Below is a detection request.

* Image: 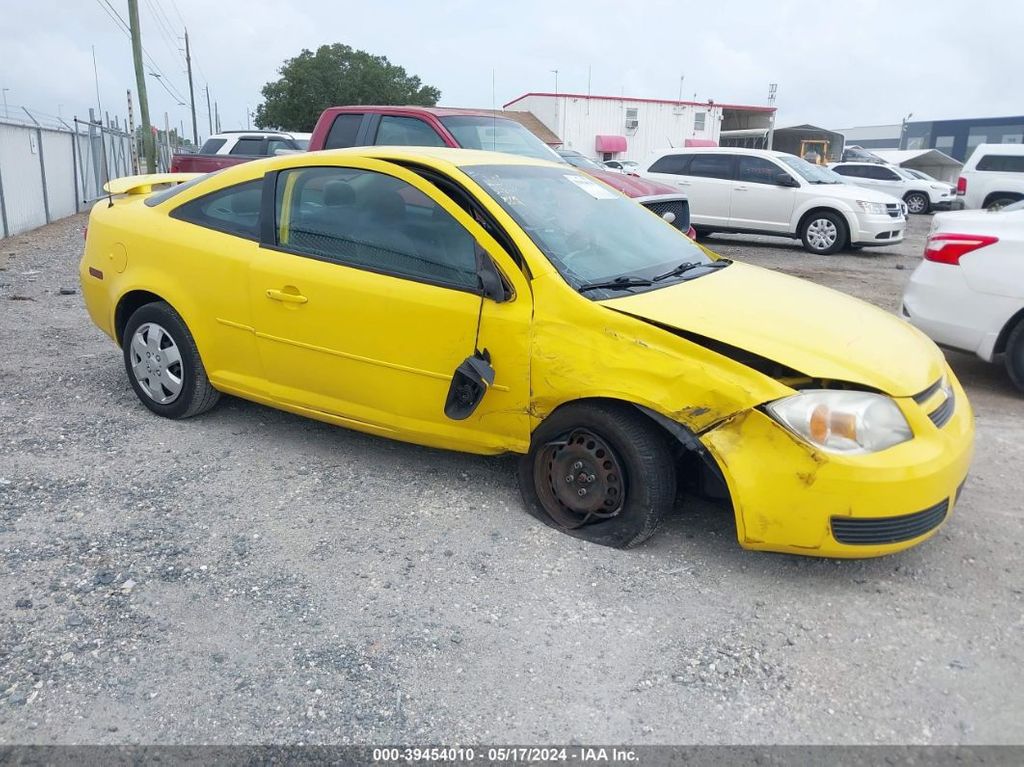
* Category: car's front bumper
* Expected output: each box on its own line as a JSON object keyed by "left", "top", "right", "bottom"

{"left": 850, "top": 213, "right": 905, "bottom": 247}
{"left": 700, "top": 368, "right": 974, "bottom": 558}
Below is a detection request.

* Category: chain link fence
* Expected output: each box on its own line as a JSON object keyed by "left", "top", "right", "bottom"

{"left": 0, "top": 106, "right": 181, "bottom": 239}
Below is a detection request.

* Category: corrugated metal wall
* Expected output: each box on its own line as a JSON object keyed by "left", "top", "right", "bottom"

{"left": 0, "top": 118, "right": 135, "bottom": 239}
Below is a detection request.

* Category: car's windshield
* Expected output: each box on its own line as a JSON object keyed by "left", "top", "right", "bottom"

{"left": 778, "top": 154, "right": 842, "bottom": 184}
{"left": 440, "top": 116, "right": 563, "bottom": 162}
{"left": 462, "top": 164, "right": 717, "bottom": 296}
{"left": 893, "top": 166, "right": 918, "bottom": 180}
{"left": 293, "top": 138, "right": 310, "bottom": 150}
{"left": 560, "top": 152, "right": 606, "bottom": 171}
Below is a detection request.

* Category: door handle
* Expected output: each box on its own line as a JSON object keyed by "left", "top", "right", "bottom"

{"left": 675, "top": 179, "right": 690, "bottom": 186}
{"left": 734, "top": 186, "right": 749, "bottom": 191}
{"left": 266, "top": 288, "right": 308, "bottom": 304}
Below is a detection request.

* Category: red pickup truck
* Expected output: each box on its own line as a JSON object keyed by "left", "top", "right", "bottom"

{"left": 169, "top": 131, "right": 309, "bottom": 173}
{"left": 307, "top": 106, "right": 692, "bottom": 235}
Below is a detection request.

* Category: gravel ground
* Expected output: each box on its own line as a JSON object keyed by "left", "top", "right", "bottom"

{"left": 0, "top": 212, "right": 1021, "bottom": 745}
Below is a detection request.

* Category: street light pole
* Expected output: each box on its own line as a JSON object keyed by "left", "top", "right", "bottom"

{"left": 1, "top": 88, "right": 8, "bottom": 120}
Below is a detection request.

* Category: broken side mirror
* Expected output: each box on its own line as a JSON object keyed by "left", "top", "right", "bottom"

{"left": 475, "top": 242, "right": 507, "bottom": 302}
{"left": 444, "top": 349, "right": 495, "bottom": 420}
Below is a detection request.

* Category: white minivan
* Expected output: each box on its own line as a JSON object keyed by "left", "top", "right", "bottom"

{"left": 642, "top": 148, "right": 907, "bottom": 254}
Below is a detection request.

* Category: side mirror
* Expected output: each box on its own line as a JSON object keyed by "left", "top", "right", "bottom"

{"left": 444, "top": 349, "right": 495, "bottom": 420}
{"left": 775, "top": 172, "right": 799, "bottom": 187}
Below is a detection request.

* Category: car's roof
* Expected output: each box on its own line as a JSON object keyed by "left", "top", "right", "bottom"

{"left": 321, "top": 145, "right": 560, "bottom": 168}
{"left": 654, "top": 146, "right": 793, "bottom": 159}
{"left": 972, "top": 143, "right": 1024, "bottom": 155}
{"left": 328, "top": 105, "right": 512, "bottom": 119}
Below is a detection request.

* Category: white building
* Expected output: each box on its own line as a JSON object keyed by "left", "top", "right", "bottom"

{"left": 503, "top": 92, "right": 775, "bottom": 163}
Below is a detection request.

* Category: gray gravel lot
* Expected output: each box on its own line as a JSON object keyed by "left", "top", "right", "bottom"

{"left": 0, "top": 212, "right": 1021, "bottom": 745}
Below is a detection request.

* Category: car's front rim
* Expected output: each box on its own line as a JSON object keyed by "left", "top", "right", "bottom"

{"left": 129, "top": 322, "right": 184, "bottom": 405}
{"left": 907, "top": 194, "right": 927, "bottom": 213}
{"left": 535, "top": 429, "right": 627, "bottom": 529}
{"left": 807, "top": 218, "right": 838, "bottom": 251}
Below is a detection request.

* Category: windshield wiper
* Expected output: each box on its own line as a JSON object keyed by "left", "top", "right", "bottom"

{"left": 579, "top": 276, "right": 654, "bottom": 293}
{"left": 652, "top": 259, "right": 731, "bottom": 282}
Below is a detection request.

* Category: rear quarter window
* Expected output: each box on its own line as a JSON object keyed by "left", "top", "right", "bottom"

{"left": 199, "top": 138, "right": 226, "bottom": 154}
{"left": 169, "top": 179, "right": 263, "bottom": 240}
{"left": 976, "top": 155, "right": 1024, "bottom": 173}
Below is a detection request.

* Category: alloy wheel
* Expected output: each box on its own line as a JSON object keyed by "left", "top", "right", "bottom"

{"left": 129, "top": 322, "right": 184, "bottom": 405}
{"left": 806, "top": 218, "right": 838, "bottom": 251}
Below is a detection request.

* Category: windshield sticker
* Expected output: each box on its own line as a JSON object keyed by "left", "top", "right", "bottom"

{"left": 563, "top": 174, "right": 618, "bottom": 199}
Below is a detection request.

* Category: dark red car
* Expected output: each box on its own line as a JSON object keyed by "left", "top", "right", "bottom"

{"left": 308, "top": 106, "right": 693, "bottom": 235}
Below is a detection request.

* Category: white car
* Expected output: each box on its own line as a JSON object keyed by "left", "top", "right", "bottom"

{"left": 957, "top": 143, "right": 1024, "bottom": 210}
{"left": 604, "top": 159, "right": 641, "bottom": 174}
{"left": 830, "top": 162, "right": 957, "bottom": 215}
{"left": 902, "top": 202, "right": 1024, "bottom": 392}
{"left": 642, "top": 148, "right": 906, "bottom": 254}
{"left": 196, "top": 131, "right": 307, "bottom": 157}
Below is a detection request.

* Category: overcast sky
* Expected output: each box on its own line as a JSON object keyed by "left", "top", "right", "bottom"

{"left": 1, "top": 0, "right": 1020, "bottom": 139}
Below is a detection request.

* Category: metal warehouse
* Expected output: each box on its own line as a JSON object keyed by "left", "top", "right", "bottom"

{"left": 504, "top": 92, "right": 775, "bottom": 163}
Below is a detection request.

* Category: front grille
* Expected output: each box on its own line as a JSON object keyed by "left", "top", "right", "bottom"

{"left": 831, "top": 499, "right": 949, "bottom": 545}
{"left": 885, "top": 203, "right": 903, "bottom": 218}
{"left": 928, "top": 390, "right": 956, "bottom": 428}
{"left": 641, "top": 199, "right": 691, "bottom": 232}
{"left": 913, "top": 378, "right": 943, "bottom": 404}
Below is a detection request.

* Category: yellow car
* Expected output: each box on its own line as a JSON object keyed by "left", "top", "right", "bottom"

{"left": 80, "top": 147, "right": 974, "bottom": 557}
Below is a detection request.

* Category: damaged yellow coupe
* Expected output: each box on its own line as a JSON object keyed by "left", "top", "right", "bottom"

{"left": 80, "top": 147, "right": 974, "bottom": 557}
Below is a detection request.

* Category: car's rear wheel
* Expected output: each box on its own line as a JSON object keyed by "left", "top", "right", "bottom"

{"left": 1005, "top": 319, "right": 1024, "bottom": 393}
{"left": 800, "top": 211, "right": 847, "bottom": 254}
{"left": 905, "top": 192, "right": 930, "bottom": 215}
{"left": 517, "top": 402, "right": 676, "bottom": 548}
{"left": 986, "top": 196, "right": 1020, "bottom": 211}
{"left": 122, "top": 301, "right": 220, "bottom": 419}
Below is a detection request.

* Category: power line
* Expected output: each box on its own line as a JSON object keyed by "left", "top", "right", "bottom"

{"left": 92, "top": 0, "right": 189, "bottom": 104}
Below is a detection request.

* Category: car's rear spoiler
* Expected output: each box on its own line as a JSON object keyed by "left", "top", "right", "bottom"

{"left": 102, "top": 173, "right": 200, "bottom": 196}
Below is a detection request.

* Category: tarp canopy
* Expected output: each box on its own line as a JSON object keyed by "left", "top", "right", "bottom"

{"left": 595, "top": 134, "right": 627, "bottom": 153}
{"left": 871, "top": 149, "right": 963, "bottom": 183}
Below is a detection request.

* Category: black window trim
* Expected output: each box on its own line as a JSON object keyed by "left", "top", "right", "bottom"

{"left": 169, "top": 177, "right": 263, "bottom": 241}
{"left": 258, "top": 165, "right": 495, "bottom": 299}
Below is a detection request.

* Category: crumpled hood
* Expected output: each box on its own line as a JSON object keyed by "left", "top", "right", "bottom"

{"left": 582, "top": 168, "right": 679, "bottom": 197}
{"left": 603, "top": 262, "right": 944, "bottom": 397}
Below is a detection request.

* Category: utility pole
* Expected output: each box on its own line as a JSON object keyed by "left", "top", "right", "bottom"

{"left": 766, "top": 83, "right": 778, "bottom": 151}
{"left": 127, "top": 0, "right": 155, "bottom": 173}
{"left": 214, "top": 101, "right": 220, "bottom": 133}
{"left": 184, "top": 29, "right": 198, "bottom": 145}
{"left": 205, "top": 85, "right": 213, "bottom": 135}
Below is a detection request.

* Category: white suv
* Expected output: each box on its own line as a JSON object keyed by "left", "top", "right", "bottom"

{"left": 829, "top": 162, "right": 956, "bottom": 214}
{"left": 957, "top": 144, "right": 1024, "bottom": 210}
{"left": 642, "top": 148, "right": 906, "bottom": 254}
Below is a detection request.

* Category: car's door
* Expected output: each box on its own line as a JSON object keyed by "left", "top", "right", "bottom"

{"left": 727, "top": 156, "right": 796, "bottom": 233}
{"left": 247, "top": 158, "right": 533, "bottom": 454}
{"left": 645, "top": 153, "right": 734, "bottom": 227}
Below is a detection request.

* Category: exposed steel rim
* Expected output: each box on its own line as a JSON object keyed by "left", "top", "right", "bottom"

{"left": 534, "top": 429, "right": 627, "bottom": 529}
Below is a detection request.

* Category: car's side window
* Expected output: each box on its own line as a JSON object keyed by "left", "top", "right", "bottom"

{"left": 976, "top": 155, "right": 1024, "bottom": 173}
{"left": 324, "top": 113, "right": 363, "bottom": 149}
{"left": 228, "top": 137, "right": 265, "bottom": 156}
{"left": 199, "top": 137, "right": 226, "bottom": 154}
{"left": 738, "top": 157, "right": 782, "bottom": 184}
{"left": 688, "top": 154, "right": 735, "bottom": 180}
{"left": 647, "top": 154, "right": 691, "bottom": 175}
{"left": 832, "top": 165, "right": 860, "bottom": 177}
{"left": 266, "top": 139, "right": 294, "bottom": 156}
{"left": 170, "top": 179, "right": 263, "bottom": 240}
{"left": 274, "top": 166, "right": 479, "bottom": 291}
{"left": 863, "top": 166, "right": 898, "bottom": 181}
{"left": 374, "top": 116, "right": 447, "bottom": 147}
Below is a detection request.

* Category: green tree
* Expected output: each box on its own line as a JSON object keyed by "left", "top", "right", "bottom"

{"left": 255, "top": 44, "right": 441, "bottom": 131}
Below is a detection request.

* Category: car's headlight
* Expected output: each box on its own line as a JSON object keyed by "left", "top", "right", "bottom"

{"left": 766, "top": 390, "right": 913, "bottom": 454}
{"left": 856, "top": 200, "right": 887, "bottom": 215}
